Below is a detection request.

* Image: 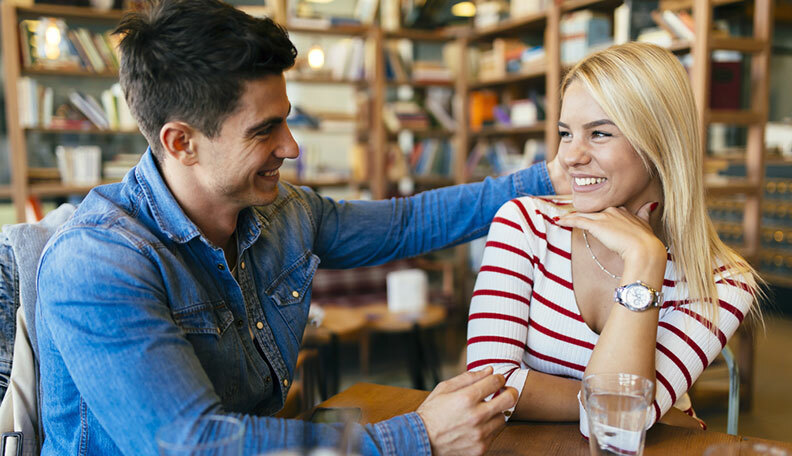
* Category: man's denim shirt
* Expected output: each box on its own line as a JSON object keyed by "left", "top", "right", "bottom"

{"left": 35, "top": 150, "right": 554, "bottom": 456}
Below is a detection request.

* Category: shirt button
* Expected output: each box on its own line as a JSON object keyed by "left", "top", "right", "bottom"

{"left": 266, "top": 377, "right": 271, "bottom": 383}
{"left": 283, "top": 379, "right": 289, "bottom": 387}
{"left": 503, "top": 410, "right": 512, "bottom": 418}
{"left": 236, "top": 320, "right": 243, "bottom": 328}
{"left": 217, "top": 264, "right": 225, "bottom": 271}
{"left": 256, "top": 321, "right": 264, "bottom": 330}
{"left": 240, "top": 261, "right": 246, "bottom": 270}
{"left": 291, "top": 291, "right": 299, "bottom": 298}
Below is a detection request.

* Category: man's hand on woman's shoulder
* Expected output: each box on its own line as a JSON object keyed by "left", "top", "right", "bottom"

{"left": 416, "top": 366, "right": 518, "bottom": 456}
{"left": 546, "top": 156, "right": 571, "bottom": 195}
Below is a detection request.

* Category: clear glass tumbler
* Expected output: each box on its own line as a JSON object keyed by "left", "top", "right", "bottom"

{"left": 582, "top": 373, "right": 654, "bottom": 456}
{"left": 156, "top": 414, "right": 244, "bottom": 456}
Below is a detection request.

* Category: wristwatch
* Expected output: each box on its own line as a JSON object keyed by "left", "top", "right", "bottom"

{"left": 614, "top": 281, "right": 663, "bottom": 312}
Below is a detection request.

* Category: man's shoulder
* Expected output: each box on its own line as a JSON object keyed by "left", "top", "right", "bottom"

{"left": 50, "top": 181, "right": 159, "bottom": 253}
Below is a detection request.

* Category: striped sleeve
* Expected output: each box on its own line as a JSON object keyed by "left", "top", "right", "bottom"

{"left": 649, "top": 271, "right": 753, "bottom": 425}
{"left": 467, "top": 199, "right": 536, "bottom": 417}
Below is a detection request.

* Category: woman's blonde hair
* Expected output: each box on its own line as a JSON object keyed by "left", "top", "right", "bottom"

{"left": 561, "top": 42, "right": 762, "bottom": 325}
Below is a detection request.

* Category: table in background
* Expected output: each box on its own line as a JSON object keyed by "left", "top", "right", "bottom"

{"left": 308, "top": 383, "right": 792, "bottom": 455}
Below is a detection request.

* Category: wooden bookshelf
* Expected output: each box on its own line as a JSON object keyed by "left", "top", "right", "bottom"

{"left": 16, "top": 4, "right": 125, "bottom": 20}
{"left": 0, "top": 186, "right": 11, "bottom": 199}
{"left": 25, "top": 127, "right": 140, "bottom": 135}
{"left": 388, "top": 128, "right": 454, "bottom": 138}
{"left": 285, "top": 75, "right": 366, "bottom": 85}
{"left": 1, "top": 2, "right": 143, "bottom": 222}
{"left": 384, "top": 29, "right": 455, "bottom": 41}
{"left": 470, "top": 124, "right": 546, "bottom": 138}
{"left": 21, "top": 67, "right": 119, "bottom": 78}
{"left": 286, "top": 25, "right": 370, "bottom": 37}
{"left": 470, "top": 12, "right": 547, "bottom": 42}
{"left": 468, "top": 66, "right": 547, "bottom": 89}
{"left": 386, "top": 79, "right": 455, "bottom": 87}
{"left": 29, "top": 181, "right": 120, "bottom": 197}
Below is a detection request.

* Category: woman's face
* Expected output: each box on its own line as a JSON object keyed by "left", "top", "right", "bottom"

{"left": 557, "top": 80, "right": 662, "bottom": 214}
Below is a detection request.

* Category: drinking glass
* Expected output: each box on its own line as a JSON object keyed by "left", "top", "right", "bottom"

{"left": 582, "top": 373, "right": 654, "bottom": 456}
{"left": 703, "top": 441, "right": 790, "bottom": 456}
{"left": 157, "top": 414, "right": 244, "bottom": 456}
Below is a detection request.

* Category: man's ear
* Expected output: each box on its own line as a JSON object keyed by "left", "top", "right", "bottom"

{"left": 160, "top": 121, "right": 200, "bottom": 166}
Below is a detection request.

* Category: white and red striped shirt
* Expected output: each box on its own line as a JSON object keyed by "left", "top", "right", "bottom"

{"left": 466, "top": 196, "right": 753, "bottom": 424}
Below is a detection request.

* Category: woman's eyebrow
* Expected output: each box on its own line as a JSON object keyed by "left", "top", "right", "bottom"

{"left": 582, "top": 119, "right": 616, "bottom": 129}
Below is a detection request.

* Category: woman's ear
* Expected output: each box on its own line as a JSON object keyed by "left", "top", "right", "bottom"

{"left": 160, "top": 121, "right": 199, "bottom": 166}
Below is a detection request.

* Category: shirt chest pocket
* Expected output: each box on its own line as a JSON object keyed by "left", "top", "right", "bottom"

{"left": 171, "top": 300, "right": 234, "bottom": 337}
{"left": 266, "top": 251, "right": 319, "bottom": 307}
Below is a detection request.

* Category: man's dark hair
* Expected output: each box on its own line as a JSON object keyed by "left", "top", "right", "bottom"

{"left": 114, "top": 0, "right": 297, "bottom": 160}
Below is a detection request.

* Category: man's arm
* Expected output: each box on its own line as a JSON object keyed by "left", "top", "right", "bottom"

{"left": 37, "top": 228, "right": 513, "bottom": 456}
{"left": 307, "top": 161, "right": 558, "bottom": 269}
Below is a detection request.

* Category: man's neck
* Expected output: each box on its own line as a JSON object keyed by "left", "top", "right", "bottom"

{"left": 160, "top": 161, "right": 240, "bottom": 251}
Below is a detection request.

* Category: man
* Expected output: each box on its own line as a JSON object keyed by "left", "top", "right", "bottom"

{"left": 35, "top": 1, "right": 568, "bottom": 454}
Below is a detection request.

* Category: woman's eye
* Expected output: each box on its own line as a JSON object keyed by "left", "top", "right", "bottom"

{"left": 592, "top": 130, "right": 612, "bottom": 139}
{"left": 558, "top": 131, "right": 571, "bottom": 140}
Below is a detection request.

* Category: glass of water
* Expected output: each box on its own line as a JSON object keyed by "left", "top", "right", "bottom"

{"left": 156, "top": 414, "right": 244, "bottom": 456}
{"left": 582, "top": 373, "right": 654, "bottom": 456}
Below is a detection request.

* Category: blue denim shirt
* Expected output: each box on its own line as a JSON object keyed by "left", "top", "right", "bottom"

{"left": 36, "top": 150, "right": 554, "bottom": 456}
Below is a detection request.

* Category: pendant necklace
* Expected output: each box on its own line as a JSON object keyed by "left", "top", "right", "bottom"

{"left": 582, "top": 230, "right": 620, "bottom": 280}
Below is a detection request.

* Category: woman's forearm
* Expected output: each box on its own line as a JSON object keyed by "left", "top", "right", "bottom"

{"left": 583, "top": 252, "right": 666, "bottom": 384}
{"left": 512, "top": 370, "right": 581, "bottom": 421}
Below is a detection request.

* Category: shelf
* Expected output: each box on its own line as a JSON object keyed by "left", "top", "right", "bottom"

{"left": 666, "top": 41, "right": 693, "bottom": 53}
{"left": 705, "top": 178, "right": 760, "bottom": 197}
{"left": 707, "top": 109, "right": 764, "bottom": 125}
{"left": 384, "top": 29, "right": 455, "bottom": 41}
{"left": 21, "top": 67, "right": 118, "bottom": 78}
{"left": 761, "top": 272, "right": 792, "bottom": 289}
{"left": 710, "top": 37, "right": 767, "bottom": 53}
{"left": 561, "top": 0, "right": 624, "bottom": 13}
{"left": 26, "top": 127, "right": 140, "bottom": 135}
{"left": 29, "top": 181, "right": 118, "bottom": 197}
{"left": 659, "top": 0, "right": 744, "bottom": 11}
{"left": 386, "top": 79, "right": 454, "bottom": 87}
{"left": 285, "top": 177, "right": 351, "bottom": 187}
{"left": 286, "top": 25, "right": 370, "bottom": 36}
{"left": 469, "top": 67, "right": 546, "bottom": 89}
{"left": 471, "top": 12, "right": 547, "bottom": 42}
{"left": 0, "top": 186, "right": 11, "bottom": 199}
{"left": 411, "top": 175, "right": 455, "bottom": 187}
{"left": 388, "top": 128, "right": 454, "bottom": 138}
{"left": 16, "top": 4, "right": 125, "bottom": 21}
{"left": 285, "top": 75, "right": 366, "bottom": 85}
{"left": 470, "top": 124, "right": 546, "bottom": 137}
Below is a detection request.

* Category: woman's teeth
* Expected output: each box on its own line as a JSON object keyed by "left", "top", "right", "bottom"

{"left": 575, "top": 177, "right": 606, "bottom": 186}
{"left": 258, "top": 169, "right": 278, "bottom": 177}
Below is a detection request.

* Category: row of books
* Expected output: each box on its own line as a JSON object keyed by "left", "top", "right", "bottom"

{"left": 55, "top": 145, "right": 102, "bottom": 185}
{"left": 475, "top": 39, "right": 545, "bottom": 82}
{"left": 384, "top": 41, "right": 454, "bottom": 84}
{"left": 18, "top": 78, "right": 136, "bottom": 131}
{"left": 466, "top": 139, "right": 544, "bottom": 178}
{"left": 406, "top": 139, "right": 454, "bottom": 177}
{"left": 19, "top": 17, "right": 120, "bottom": 73}
{"left": 383, "top": 94, "right": 456, "bottom": 132}
{"left": 469, "top": 90, "right": 545, "bottom": 130}
{"left": 560, "top": 11, "right": 612, "bottom": 65}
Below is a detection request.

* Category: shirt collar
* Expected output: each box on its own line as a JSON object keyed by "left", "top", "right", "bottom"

{"left": 135, "top": 148, "right": 202, "bottom": 244}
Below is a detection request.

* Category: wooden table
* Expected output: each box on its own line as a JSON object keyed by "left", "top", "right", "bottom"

{"left": 311, "top": 383, "right": 792, "bottom": 455}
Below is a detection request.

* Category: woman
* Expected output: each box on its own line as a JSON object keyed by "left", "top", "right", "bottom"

{"left": 466, "top": 42, "right": 761, "bottom": 428}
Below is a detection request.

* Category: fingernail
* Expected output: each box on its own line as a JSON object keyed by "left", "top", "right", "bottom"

{"left": 650, "top": 202, "right": 659, "bottom": 212}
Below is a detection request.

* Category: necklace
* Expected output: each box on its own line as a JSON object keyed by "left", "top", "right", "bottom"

{"left": 582, "top": 230, "right": 620, "bottom": 280}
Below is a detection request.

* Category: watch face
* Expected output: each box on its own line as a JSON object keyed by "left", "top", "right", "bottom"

{"left": 624, "top": 283, "right": 652, "bottom": 309}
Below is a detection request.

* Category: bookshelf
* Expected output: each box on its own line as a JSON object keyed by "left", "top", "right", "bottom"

{"left": 1, "top": 2, "right": 145, "bottom": 222}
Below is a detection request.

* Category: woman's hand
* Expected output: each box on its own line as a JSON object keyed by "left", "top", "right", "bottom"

{"left": 556, "top": 201, "right": 666, "bottom": 267}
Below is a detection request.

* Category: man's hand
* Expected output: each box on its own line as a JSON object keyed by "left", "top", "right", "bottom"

{"left": 546, "top": 156, "right": 571, "bottom": 194}
{"left": 416, "top": 367, "right": 518, "bottom": 456}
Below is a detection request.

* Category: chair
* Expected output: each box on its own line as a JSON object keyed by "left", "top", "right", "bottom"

{"left": 721, "top": 346, "right": 740, "bottom": 435}
{"left": 0, "top": 204, "right": 76, "bottom": 456}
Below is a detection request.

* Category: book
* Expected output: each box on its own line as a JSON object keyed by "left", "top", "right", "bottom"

{"left": 661, "top": 10, "right": 695, "bottom": 41}
{"left": 69, "top": 92, "right": 109, "bottom": 129}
